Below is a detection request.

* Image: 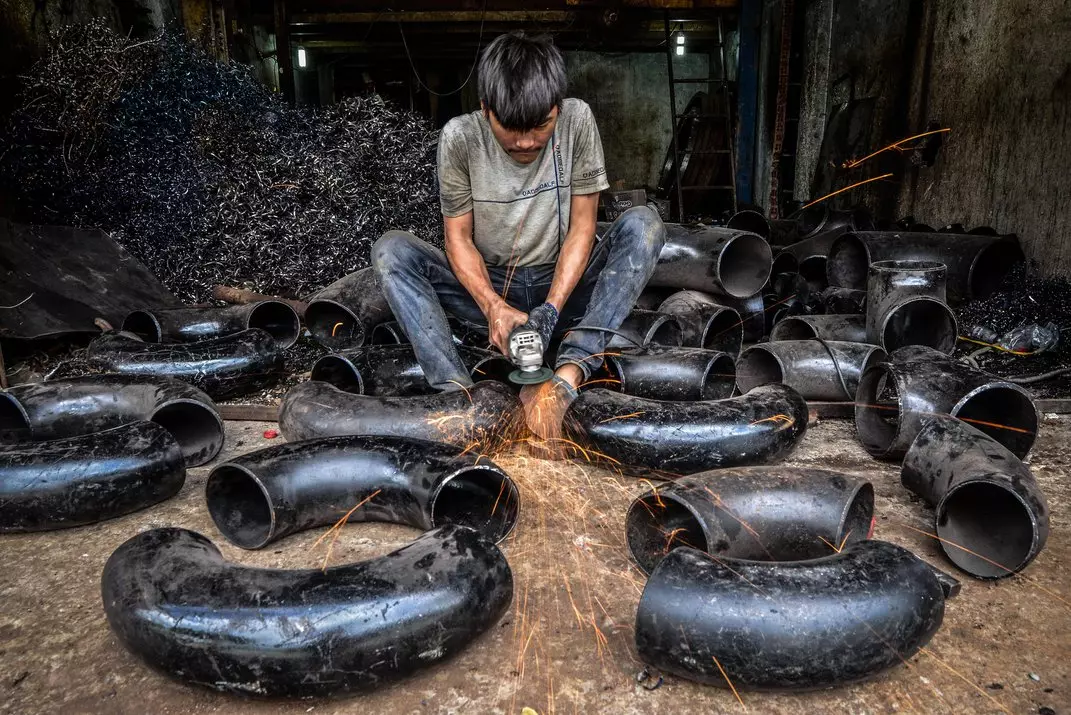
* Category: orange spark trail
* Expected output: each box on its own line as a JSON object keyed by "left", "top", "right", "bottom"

{"left": 312, "top": 489, "right": 382, "bottom": 570}
{"left": 844, "top": 128, "right": 950, "bottom": 169}
{"left": 712, "top": 656, "right": 747, "bottom": 710}
{"left": 597, "top": 411, "right": 645, "bottom": 424}
{"left": 802, "top": 174, "right": 894, "bottom": 209}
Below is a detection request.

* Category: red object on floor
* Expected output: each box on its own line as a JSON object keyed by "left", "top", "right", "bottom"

{"left": 263, "top": 429, "right": 279, "bottom": 439}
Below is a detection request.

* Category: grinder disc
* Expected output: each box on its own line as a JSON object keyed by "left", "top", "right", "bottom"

{"left": 509, "top": 367, "right": 554, "bottom": 385}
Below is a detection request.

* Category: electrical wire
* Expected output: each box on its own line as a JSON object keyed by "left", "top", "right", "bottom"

{"left": 1005, "top": 366, "right": 1071, "bottom": 385}
{"left": 397, "top": 0, "right": 487, "bottom": 97}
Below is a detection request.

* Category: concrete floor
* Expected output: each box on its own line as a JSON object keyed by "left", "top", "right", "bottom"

{"left": 1, "top": 416, "right": 1068, "bottom": 715}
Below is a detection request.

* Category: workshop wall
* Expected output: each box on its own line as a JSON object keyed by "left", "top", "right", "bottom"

{"left": 565, "top": 50, "right": 708, "bottom": 190}
{"left": 796, "top": 0, "right": 1071, "bottom": 277}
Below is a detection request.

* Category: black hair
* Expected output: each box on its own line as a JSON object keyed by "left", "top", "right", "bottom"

{"left": 477, "top": 32, "right": 567, "bottom": 131}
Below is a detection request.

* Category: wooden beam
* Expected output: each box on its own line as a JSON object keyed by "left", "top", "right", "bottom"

{"left": 291, "top": 10, "right": 574, "bottom": 24}
{"left": 218, "top": 403, "right": 281, "bottom": 421}
{"left": 274, "top": 0, "right": 295, "bottom": 103}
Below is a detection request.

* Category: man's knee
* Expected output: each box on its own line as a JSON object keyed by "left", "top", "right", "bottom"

{"left": 372, "top": 230, "right": 422, "bottom": 277}
{"left": 612, "top": 206, "right": 666, "bottom": 260}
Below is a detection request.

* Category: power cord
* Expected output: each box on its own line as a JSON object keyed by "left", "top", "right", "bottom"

{"left": 397, "top": 0, "right": 487, "bottom": 97}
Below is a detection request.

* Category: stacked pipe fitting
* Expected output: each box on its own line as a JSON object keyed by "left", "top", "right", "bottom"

{"left": 864, "top": 260, "right": 958, "bottom": 354}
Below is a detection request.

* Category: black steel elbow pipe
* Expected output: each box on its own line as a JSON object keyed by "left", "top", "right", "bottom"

{"left": 310, "top": 344, "right": 514, "bottom": 396}
{"left": 902, "top": 415, "right": 1048, "bottom": 579}
{"left": 280, "top": 379, "right": 523, "bottom": 446}
{"left": 1, "top": 374, "right": 223, "bottom": 466}
{"left": 121, "top": 300, "right": 301, "bottom": 349}
{"left": 866, "top": 260, "right": 958, "bottom": 354}
{"left": 564, "top": 384, "right": 808, "bottom": 475}
{"left": 625, "top": 467, "right": 874, "bottom": 574}
{"left": 647, "top": 224, "right": 773, "bottom": 299}
{"left": 827, "top": 230, "right": 1024, "bottom": 302}
{"left": 736, "top": 340, "right": 886, "bottom": 401}
{"left": 770, "top": 314, "right": 867, "bottom": 343}
{"left": 206, "top": 435, "right": 519, "bottom": 549}
{"left": 855, "top": 345, "right": 1039, "bottom": 460}
{"left": 305, "top": 267, "right": 395, "bottom": 349}
{"left": 101, "top": 524, "right": 513, "bottom": 698}
{"left": 86, "top": 328, "right": 284, "bottom": 401}
{"left": 635, "top": 539, "right": 952, "bottom": 691}
{"left": 769, "top": 231, "right": 844, "bottom": 281}
{"left": 0, "top": 421, "right": 185, "bottom": 532}
{"left": 821, "top": 286, "right": 866, "bottom": 314}
{"left": 656, "top": 290, "right": 742, "bottom": 355}
{"left": 606, "top": 309, "right": 683, "bottom": 349}
{"left": 593, "top": 346, "right": 736, "bottom": 401}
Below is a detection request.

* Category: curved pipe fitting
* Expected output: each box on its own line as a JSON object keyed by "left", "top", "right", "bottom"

{"left": 903, "top": 415, "right": 1048, "bottom": 578}
{"left": 369, "top": 320, "right": 407, "bottom": 344}
{"left": 607, "top": 309, "right": 683, "bottom": 349}
{"left": 101, "top": 524, "right": 513, "bottom": 698}
{"left": 656, "top": 290, "right": 742, "bottom": 355}
{"left": 866, "top": 260, "right": 957, "bottom": 354}
{"left": 280, "top": 379, "right": 523, "bottom": 446}
{"left": 827, "top": 231, "right": 1023, "bottom": 302}
{"left": 737, "top": 340, "right": 886, "bottom": 401}
{"left": 305, "top": 267, "right": 395, "bottom": 349}
{"left": 311, "top": 344, "right": 514, "bottom": 396}
{"left": 122, "top": 300, "right": 300, "bottom": 349}
{"left": 770, "top": 314, "right": 867, "bottom": 343}
{"left": 821, "top": 286, "right": 866, "bottom": 314}
{"left": 206, "top": 435, "right": 519, "bottom": 549}
{"left": 86, "top": 328, "right": 285, "bottom": 401}
{"left": 1, "top": 421, "right": 185, "bottom": 532}
{"left": 1, "top": 374, "right": 223, "bottom": 466}
{"left": 635, "top": 540, "right": 952, "bottom": 691}
{"left": 626, "top": 467, "right": 874, "bottom": 574}
{"left": 714, "top": 292, "right": 766, "bottom": 342}
{"left": 725, "top": 209, "right": 773, "bottom": 240}
{"left": 855, "top": 345, "right": 1039, "bottom": 460}
{"left": 648, "top": 224, "right": 772, "bottom": 298}
{"left": 565, "top": 384, "right": 808, "bottom": 475}
{"left": 593, "top": 346, "right": 736, "bottom": 401}
{"left": 769, "top": 231, "right": 845, "bottom": 282}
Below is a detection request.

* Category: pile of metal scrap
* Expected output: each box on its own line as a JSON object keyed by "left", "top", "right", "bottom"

{"left": 1, "top": 20, "right": 441, "bottom": 303}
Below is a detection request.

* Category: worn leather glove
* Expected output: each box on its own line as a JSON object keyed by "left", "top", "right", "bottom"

{"left": 526, "top": 302, "right": 559, "bottom": 350}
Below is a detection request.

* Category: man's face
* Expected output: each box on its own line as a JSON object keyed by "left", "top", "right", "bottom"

{"left": 484, "top": 104, "right": 559, "bottom": 164}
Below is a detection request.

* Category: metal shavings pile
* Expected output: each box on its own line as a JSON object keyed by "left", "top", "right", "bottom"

{"left": 2, "top": 20, "right": 442, "bottom": 303}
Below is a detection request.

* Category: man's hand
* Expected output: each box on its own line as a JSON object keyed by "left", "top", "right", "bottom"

{"left": 487, "top": 299, "right": 528, "bottom": 354}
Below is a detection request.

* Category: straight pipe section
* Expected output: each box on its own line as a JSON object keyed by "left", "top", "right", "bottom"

{"left": 565, "top": 384, "right": 808, "bottom": 475}
{"left": 86, "top": 328, "right": 284, "bottom": 401}
{"left": 866, "top": 260, "right": 957, "bottom": 354}
{"left": 0, "top": 421, "right": 185, "bottom": 532}
{"left": 305, "top": 267, "right": 395, "bottom": 349}
{"left": 656, "top": 290, "right": 742, "bottom": 356}
{"left": 827, "top": 231, "right": 1024, "bottom": 302}
{"left": 101, "top": 524, "right": 513, "bottom": 698}
{"left": 855, "top": 345, "right": 1039, "bottom": 460}
{"left": 902, "top": 415, "right": 1048, "bottom": 578}
{"left": 647, "top": 224, "right": 772, "bottom": 298}
{"left": 770, "top": 314, "right": 867, "bottom": 343}
{"left": 736, "top": 340, "right": 886, "bottom": 401}
{"left": 595, "top": 346, "right": 736, "bottom": 401}
{"left": 206, "top": 435, "right": 519, "bottom": 549}
{"left": 606, "top": 309, "right": 683, "bottom": 349}
{"left": 280, "top": 379, "right": 523, "bottom": 447}
{"left": 635, "top": 540, "right": 951, "bottom": 691}
{"left": 311, "top": 344, "right": 514, "bottom": 396}
{"left": 1, "top": 374, "right": 223, "bottom": 466}
{"left": 122, "top": 300, "right": 300, "bottom": 349}
{"left": 626, "top": 467, "right": 874, "bottom": 574}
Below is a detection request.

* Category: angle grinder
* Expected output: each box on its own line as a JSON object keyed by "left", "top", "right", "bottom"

{"left": 507, "top": 325, "right": 554, "bottom": 385}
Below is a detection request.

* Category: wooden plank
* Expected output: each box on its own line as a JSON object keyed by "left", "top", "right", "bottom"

{"left": 218, "top": 403, "right": 280, "bottom": 421}
{"left": 1037, "top": 399, "right": 1071, "bottom": 414}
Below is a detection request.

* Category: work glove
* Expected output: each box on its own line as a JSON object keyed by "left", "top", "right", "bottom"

{"left": 526, "top": 302, "right": 559, "bottom": 351}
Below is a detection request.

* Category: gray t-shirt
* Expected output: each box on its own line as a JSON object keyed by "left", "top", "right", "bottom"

{"left": 437, "top": 98, "right": 610, "bottom": 266}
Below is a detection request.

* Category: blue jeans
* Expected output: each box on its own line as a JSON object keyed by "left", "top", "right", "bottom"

{"left": 371, "top": 206, "right": 666, "bottom": 391}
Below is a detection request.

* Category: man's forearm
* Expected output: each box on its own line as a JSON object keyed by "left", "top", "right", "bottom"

{"left": 544, "top": 226, "right": 595, "bottom": 311}
{"left": 445, "top": 237, "right": 505, "bottom": 314}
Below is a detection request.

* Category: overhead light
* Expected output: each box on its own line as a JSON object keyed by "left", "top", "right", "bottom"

{"left": 675, "top": 45, "right": 685, "bottom": 56}
{"left": 297, "top": 47, "right": 307, "bottom": 68}
{"left": 676, "top": 34, "right": 685, "bottom": 45}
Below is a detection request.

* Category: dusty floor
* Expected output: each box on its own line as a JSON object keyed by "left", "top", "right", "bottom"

{"left": 1, "top": 416, "right": 1068, "bottom": 715}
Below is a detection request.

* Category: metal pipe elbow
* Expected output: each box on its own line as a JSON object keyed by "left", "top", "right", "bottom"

{"left": 648, "top": 224, "right": 773, "bottom": 299}
{"left": 635, "top": 539, "right": 955, "bottom": 691}
{"left": 206, "top": 434, "right": 519, "bottom": 549}
{"left": 1, "top": 421, "right": 185, "bottom": 532}
{"left": 101, "top": 524, "right": 513, "bottom": 698}
{"left": 1, "top": 374, "right": 223, "bottom": 466}
{"left": 595, "top": 346, "right": 736, "bottom": 401}
{"left": 737, "top": 340, "right": 886, "bottom": 401}
{"left": 279, "top": 379, "right": 523, "bottom": 447}
{"left": 122, "top": 300, "right": 301, "bottom": 349}
{"left": 86, "top": 328, "right": 284, "bottom": 401}
{"left": 564, "top": 384, "right": 808, "bottom": 474}
{"left": 305, "top": 267, "right": 394, "bottom": 349}
{"left": 311, "top": 344, "right": 514, "bottom": 396}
